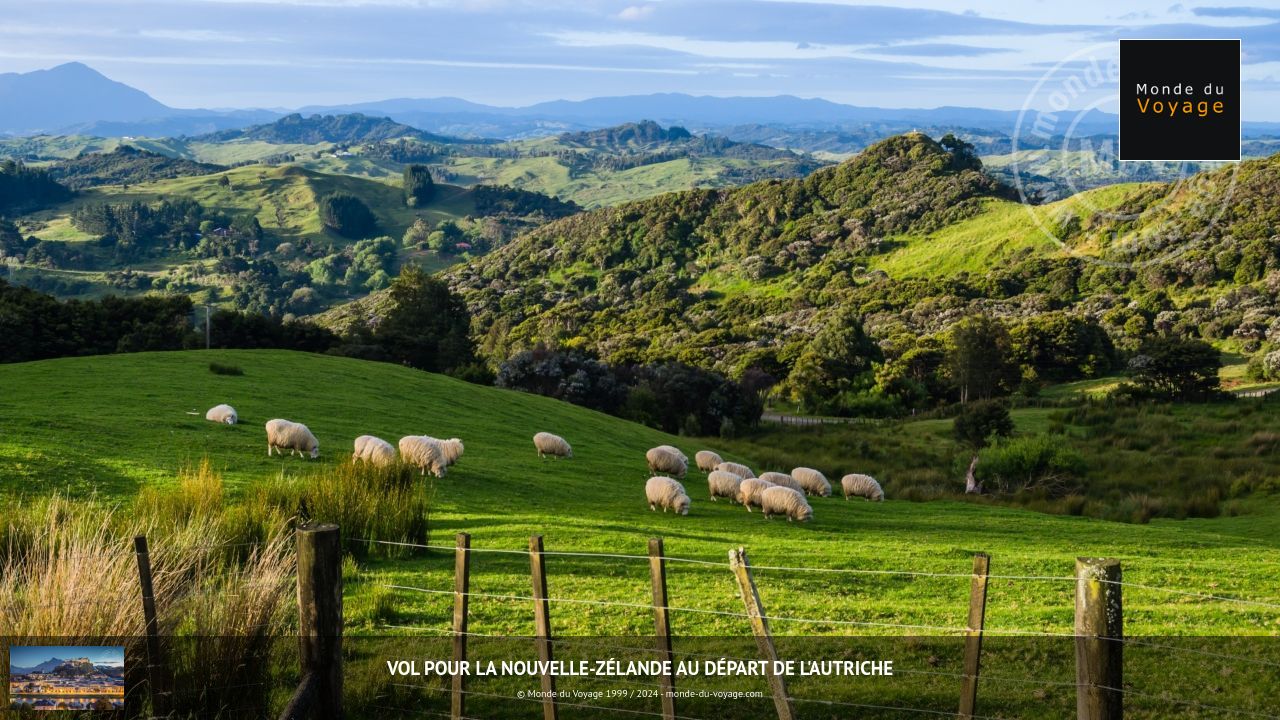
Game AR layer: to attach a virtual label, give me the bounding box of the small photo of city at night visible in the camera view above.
[8,646,125,712]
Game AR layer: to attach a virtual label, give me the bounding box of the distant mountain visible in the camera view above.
[560,120,694,148]
[195,113,471,145]
[0,63,172,134]
[10,657,65,674]
[49,145,225,189]
[51,657,98,677]
[61,110,283,139]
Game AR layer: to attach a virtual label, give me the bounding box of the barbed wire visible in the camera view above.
[351,538,728,567]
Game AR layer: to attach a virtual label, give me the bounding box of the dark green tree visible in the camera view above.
[318,192,377,239]
[373,265,476,372]
[787,307,882,412]
[403,164,435,207]
[1128,336,1221,401]
[944,314,1020,403]
[953,399,1014,493]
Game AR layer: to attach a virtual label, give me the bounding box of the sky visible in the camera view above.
[1,0,1279,118]
[10,646,125,668]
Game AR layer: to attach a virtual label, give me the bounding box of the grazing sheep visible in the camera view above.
[759,471,804,493]
[353,435,396,467]
[760,486,814,522]
[737,477,776,512]
[439,438,465,466]
[656,445,689,463]
[695,450,723,473]
[707,470,743,503]
[716,461,756,479]
[646,446,688,478]
[205,404,238,425]
[841,473,884,502]
[645,476,691,515]
[791,467,832,497]
[265,419,319,459]
[399,435,449,477]
[533,432,573,459]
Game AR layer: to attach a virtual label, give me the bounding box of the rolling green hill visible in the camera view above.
[0,348,1277,653]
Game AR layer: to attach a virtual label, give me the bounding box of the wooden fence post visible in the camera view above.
[958,552,990,719]
[452,533,471,720]
[529,535,558,720]
[1075,558,1122,720]
[728,547,795,720]
[134,535,168,717]
[296,523,343,720]
[648,538,677,720]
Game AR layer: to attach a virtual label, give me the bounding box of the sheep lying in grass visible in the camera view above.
[737,477,775,512]
[353,435,396,467]
[760,486,813,522]
[695,450,723,473]
[647,446,688,478]
[841,473,884,502]
[716,461,755,479]
[206,404,238,425]
[439,438,465,466]
[759,471,804,493]
[533,432,573,459]
[399,435,449,477]
[265,419,319,459]
[791,467,831,497]
[645,476,691,515]
[707,470,743,503]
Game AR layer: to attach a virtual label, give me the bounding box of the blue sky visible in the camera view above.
[10,646,124,668]
[1,1,1278,117]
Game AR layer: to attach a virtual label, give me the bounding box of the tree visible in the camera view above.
[373,265,476,372]
[403,164,434,207]
[318,192,377,239]
[953,399,1014,493]
[787,307,881,412]
[1127,336,1221,401]
[944,314,1020,403]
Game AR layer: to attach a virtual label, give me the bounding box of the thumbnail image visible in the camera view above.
[8,647,125,712]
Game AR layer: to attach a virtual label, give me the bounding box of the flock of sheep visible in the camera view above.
[640,446,883,523]
[204,407,882,524]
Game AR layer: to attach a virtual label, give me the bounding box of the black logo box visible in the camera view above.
[1119,39,1241,162]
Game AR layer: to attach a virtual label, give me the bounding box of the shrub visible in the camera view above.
[209,361,244,376]
[971,435,1087,496]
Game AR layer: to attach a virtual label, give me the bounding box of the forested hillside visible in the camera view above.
[49,146,225,189]
[447,132,1280,414]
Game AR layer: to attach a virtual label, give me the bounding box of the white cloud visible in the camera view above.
[618,5,653,21]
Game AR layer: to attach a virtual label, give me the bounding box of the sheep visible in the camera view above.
[439,438,465,466]
[265,419,319,459]
[645,476,691,515]
[716,461,756,479]
[353,435,396,467]
[656,445,689,463]
[791,467,832,497]
[841,473,884,502]
[205,404,238,425]
[737,477,776,512]
[695,450,723,473]
[533,432,573,459]
[707,470,743,503]
[399,435,449,477]
[759,471,804,493]
[760,486,813,522]
[646,446,688,478]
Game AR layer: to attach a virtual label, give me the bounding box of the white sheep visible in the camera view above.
[841,473,884,502]
[205,404,238,425]
[760,486,813,522]
[737,477,776,512]
[707,470,743,503]
[645,476,691,515]
[646,446,688,478]
[353,435,396,467]
[716,461,755,479]
[791,467,832,497]
[759,471,804,493]
[399,435,448,477]
[439,438,465,466]
[656,445,689,463]
[265,419,319,459]
[695,450,723,473]
[533,432,573,459]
